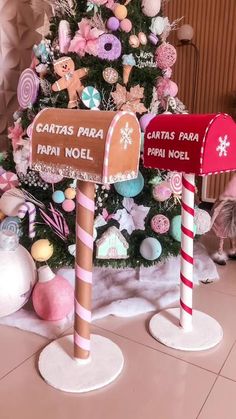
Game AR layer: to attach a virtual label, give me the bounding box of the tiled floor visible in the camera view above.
[1,234,236,419]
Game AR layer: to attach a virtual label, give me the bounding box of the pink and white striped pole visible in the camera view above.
[74,181,95,360]
[180,173,195,331]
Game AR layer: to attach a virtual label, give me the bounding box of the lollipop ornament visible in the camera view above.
[144,113,236,351]
[31,107,141,392]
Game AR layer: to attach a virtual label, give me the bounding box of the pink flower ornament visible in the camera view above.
[69,18,104,57]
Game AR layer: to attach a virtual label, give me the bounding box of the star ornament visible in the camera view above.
[111,84,147,114]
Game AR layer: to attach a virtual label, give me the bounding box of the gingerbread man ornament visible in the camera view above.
[52,57,88,108]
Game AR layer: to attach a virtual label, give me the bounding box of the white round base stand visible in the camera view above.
[149,308,223,351]
[38,334,124,393]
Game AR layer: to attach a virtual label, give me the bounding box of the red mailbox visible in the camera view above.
[144,113,236,175]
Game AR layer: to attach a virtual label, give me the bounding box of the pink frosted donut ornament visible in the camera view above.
[17,68,40,109]
[151,214,170,234]
[141,0,161,17]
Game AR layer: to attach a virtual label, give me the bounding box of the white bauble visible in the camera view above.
[150,16,165,36]
[142,0,161,17]
[194,208,212,235]
[0,244,36,317]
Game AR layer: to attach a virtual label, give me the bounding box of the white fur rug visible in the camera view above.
[0,242,218,339]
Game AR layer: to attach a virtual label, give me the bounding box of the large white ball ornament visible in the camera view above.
[0,188,25,216]
[140,237,162,261]
[141,0,161,17]
[0,237,37,317]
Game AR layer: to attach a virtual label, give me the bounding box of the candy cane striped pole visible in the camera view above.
[180,173,195,331]
[74,181,95,360]
[18,202,36,238]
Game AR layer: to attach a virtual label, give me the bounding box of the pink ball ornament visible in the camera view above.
[151,214,170,234]
[141,0,161,17]
[107,16,120,31]
[129,35,140,48]
[32,266,74,321]
[62,199,75,212]
[0,188,25,216]
[139,113,155,132]
[0,235,36,317]
[120,18,132,33]
[155,43,177,69]
[157,78,178,98]
[152,182,172,202]
[138,32,147,45]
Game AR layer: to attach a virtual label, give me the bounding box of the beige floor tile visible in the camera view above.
[198,377,236,419]
[0,329,216,419]
[0,325,49,379]
[94,285,236,374]
[220,341,236,381]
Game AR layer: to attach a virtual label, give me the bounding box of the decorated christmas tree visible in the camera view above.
[0,0,192,269]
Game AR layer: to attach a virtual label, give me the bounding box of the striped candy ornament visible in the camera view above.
[180,173,195,330]
[18,202,36,238]
[74,181,95,360]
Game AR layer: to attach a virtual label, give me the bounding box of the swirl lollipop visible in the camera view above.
[17,68,40,109]
[169,171,182,195]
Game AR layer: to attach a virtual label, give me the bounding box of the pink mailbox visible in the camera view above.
[143,113,236,352]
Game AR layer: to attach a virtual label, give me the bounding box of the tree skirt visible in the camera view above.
[0,242,218,339]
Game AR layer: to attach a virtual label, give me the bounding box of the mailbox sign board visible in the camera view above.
[144,113,236,175]
[31,108,141,184]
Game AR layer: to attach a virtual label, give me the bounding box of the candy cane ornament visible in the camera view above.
[18,202,36,238]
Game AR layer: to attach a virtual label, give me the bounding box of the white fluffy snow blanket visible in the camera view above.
[0,242,218,339]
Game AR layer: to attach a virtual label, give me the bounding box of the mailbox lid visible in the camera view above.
[201,113,236,175]
[103,111,141,184]
[144,113,217,175]
[31,108,115,182]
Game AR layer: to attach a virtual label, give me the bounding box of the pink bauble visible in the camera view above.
[120,18,132,33]
[0,188,25,216]
[163,67,172,79]
[32,266,74,321]
[168,81,178,97]
[151,214,170,234]
[138,32,147,45]
[0,243,36,317]
[62,199,75,212]
[142,0,161,17]
[129,35,140,48]
[152,182,172,202]
[139,113,155,132]
[155,43,177,69]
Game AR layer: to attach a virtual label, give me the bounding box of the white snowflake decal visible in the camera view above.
[216,135,230,157]
[120,122,133,150]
